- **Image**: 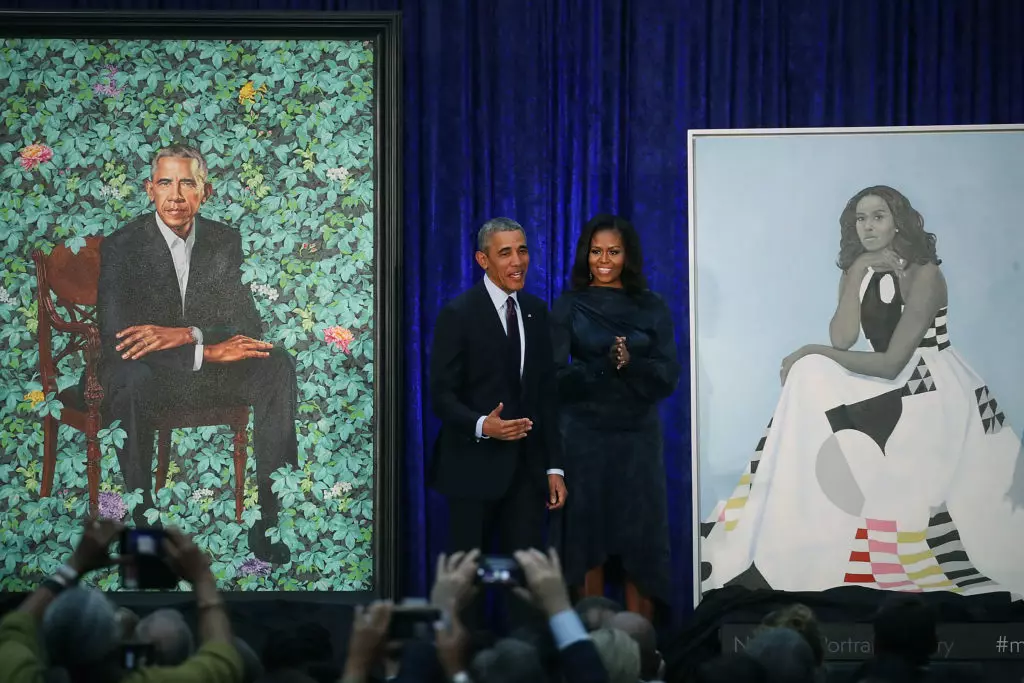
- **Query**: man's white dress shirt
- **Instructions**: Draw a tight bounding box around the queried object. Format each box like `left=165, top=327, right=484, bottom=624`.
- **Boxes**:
left=475, top=275, right=564, bottom=478
left=154, top=213, right=204, bottom=371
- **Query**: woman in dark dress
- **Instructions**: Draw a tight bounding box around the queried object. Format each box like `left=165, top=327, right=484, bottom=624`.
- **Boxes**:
left=551, top=214, right=681, bottom=617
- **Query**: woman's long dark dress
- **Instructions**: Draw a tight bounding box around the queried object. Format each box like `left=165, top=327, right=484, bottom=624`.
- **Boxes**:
left=551, top=286, right=681, bottom=601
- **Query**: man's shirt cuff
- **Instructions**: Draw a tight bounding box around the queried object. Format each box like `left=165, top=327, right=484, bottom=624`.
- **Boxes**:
left=475, top=415, right=489, bottom=440
left=549, top=609, right=589, bottom=650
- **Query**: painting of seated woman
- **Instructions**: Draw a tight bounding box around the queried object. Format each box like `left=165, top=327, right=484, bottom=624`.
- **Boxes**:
left=700, top=184, right=1024, bottom=597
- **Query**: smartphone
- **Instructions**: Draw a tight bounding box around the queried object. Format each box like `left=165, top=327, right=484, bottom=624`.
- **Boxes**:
left=387, top=605, right=442, bottom=640
left=120, top=641, right=156, bottom=670
left=119, top=528, right=178, bottom=590
left=476, top=555, right=523, bottom=586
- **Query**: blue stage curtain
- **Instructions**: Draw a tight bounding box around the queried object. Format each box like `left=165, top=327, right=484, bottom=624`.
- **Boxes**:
left=5, top=0, right=1024, bottom=618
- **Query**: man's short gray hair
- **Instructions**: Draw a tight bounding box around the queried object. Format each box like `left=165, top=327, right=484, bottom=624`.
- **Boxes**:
left=590, top=627, right=641, bottom=683
left=151, top=144, right=209, bottom=186
left=135, top=608, right=196, bottom=666
left=477, top=217, right=526, bottom=252
left=470, top=638, right=546, bottom=683
left=42, top=587, right=119, bottom=668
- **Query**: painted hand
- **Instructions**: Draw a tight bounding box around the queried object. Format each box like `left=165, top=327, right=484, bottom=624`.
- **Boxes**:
left=203, top=335, right=274, bottom=363
left=780, top=345, right=817, bottom=385
left=116, top=325, right=191, bottom=360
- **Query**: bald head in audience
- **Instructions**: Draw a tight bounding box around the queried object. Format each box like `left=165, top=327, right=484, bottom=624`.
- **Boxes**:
left=135, top=608, right=195, bottom=665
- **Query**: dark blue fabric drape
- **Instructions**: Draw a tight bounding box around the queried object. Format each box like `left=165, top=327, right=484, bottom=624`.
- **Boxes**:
left=6, top=0, right=1024, bottom=618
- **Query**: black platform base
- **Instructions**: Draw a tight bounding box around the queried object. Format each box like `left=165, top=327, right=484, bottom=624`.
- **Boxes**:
left=665, top=585, right=1024, bottom=683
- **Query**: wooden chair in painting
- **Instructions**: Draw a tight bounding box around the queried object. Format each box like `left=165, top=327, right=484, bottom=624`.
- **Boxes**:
left=33, top=237, right=251, bottom=521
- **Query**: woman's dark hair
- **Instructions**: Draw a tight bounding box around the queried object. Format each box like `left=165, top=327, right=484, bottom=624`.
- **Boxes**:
left=872, top=595, right=938, bottom=666
left=570, top=213, right=647, bottom=294
left=759, top=603, right=824, bottom=666
left=836, top=185, right=941, bottom=270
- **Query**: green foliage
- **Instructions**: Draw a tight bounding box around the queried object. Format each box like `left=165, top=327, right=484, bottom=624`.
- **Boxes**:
left=0, top=38, right=376, bottom=592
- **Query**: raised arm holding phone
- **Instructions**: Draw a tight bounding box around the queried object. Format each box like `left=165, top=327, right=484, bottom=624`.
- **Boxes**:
left=0, top=519, right=241, bottom=683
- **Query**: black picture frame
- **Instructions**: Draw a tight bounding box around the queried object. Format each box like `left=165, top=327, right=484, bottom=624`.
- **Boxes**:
left=0, top=10, right=402, bottom=604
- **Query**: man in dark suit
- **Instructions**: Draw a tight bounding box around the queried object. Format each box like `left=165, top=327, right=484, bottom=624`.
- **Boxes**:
left=429, top=217, right=568, bottom=569
left=97, top=144, right=296, bottom=563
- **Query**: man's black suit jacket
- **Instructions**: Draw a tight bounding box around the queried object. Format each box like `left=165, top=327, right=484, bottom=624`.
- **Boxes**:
left=97, top=212, right=262, bottom=375
left=428, top=279, right=561, bottom=501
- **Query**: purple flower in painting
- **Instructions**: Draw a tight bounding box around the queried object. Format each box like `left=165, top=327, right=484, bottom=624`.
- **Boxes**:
left=97, top=491, right=127, bottom=521
left=92, top=82, right=124, bottom=97
left=238, top=558, right=272, bottom=577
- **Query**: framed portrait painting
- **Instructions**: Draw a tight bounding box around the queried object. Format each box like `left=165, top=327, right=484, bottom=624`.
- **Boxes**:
left=689, top=124, right=1024, bottom=605
left=0, top=11, right=402, bottom=598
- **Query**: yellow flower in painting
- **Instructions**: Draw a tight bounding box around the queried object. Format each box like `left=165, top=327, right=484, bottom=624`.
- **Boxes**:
left=23, top=390, right=45, bottom=407
left=238, top=80, right=268, bottom=105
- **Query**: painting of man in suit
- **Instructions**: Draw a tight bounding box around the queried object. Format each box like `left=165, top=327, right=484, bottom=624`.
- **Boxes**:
left=97, top=144, right=297, bottom=564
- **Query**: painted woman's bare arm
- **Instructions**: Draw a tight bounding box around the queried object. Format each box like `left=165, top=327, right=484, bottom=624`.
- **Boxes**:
left=829, top=266, right=867, bottom=350
left=814, top=265, right=946, bottom=380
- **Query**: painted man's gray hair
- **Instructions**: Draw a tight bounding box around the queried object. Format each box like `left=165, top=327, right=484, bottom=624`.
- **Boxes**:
left=42, top=587, right=119, bottom=668
left=135, top=608, right=196, bottom=666
left=151, top=144, right=209, bottom=186
left=477, top=217, right=526, bottom=252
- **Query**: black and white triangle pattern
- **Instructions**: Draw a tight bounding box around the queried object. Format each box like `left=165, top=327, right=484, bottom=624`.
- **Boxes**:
left=901, top=357, right=936, bottom=397
left=975, top=386, right=1005, bottom=435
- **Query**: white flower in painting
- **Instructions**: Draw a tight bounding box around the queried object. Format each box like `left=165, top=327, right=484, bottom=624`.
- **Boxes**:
left=249, top=282, right=279, bottom=302
left=325, top=481, right=354, bottom=500
left=0, top=288, right=14, bottom=305
left=190, top=487, right=214, bottom=502
left=99, top=183, right=130, bottom=200
left=326, top=166, right=350, bottom=182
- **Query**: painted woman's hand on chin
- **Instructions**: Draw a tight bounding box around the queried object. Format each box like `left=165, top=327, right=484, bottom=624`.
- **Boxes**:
left=855, top=248, right=906, bottom=274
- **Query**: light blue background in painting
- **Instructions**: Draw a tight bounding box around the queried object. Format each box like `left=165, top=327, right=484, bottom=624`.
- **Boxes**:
left=692, top=129, right=1024, bottom=519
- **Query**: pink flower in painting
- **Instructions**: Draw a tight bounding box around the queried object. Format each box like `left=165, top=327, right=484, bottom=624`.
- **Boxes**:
left=93, top=65, right=124, bottom=97
left=324, top=326, right=355, bottom=353
left=93, top=82, right=124, bottom=97
left=18, top=144, right=53, bottom=170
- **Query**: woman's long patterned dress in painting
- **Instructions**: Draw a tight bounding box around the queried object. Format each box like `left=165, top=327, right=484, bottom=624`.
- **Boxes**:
left=700, top=268, right=1024, bottom=597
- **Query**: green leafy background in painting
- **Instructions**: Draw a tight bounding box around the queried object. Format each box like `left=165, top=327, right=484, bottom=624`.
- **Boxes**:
left=0, top=38, right=375, bottom=591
